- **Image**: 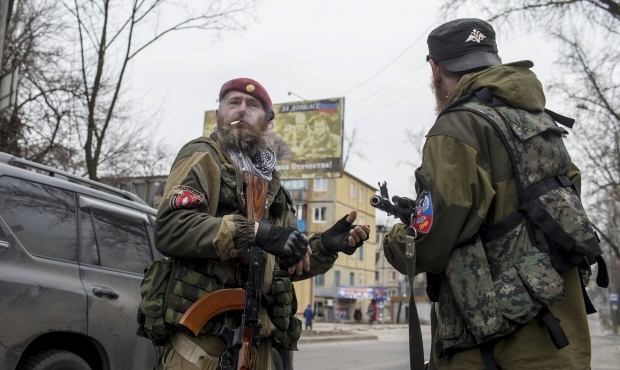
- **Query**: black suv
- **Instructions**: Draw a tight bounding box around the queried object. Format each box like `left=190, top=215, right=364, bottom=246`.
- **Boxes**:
left=0, top=152, right=159, bottom=370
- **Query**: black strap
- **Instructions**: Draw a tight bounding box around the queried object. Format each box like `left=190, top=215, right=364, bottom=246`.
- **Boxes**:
left=521, top=199, right=590, bottom=258
left=523, top=175, right=574, bottom=202
left=480, top=344, right=502, bottom=370
left=544, top=108, right=575, bottom=129
left=479, top=211, right=526, bottom=243
left=427, top=303, right=438, bottom=370
left=582, top=282, right=597, bottom=315
left=536, top=307, right=570, bottom=349
left=596, top=256, right=609, bottom=288
left=404, top=234, right=425, bottom=370
left=475, top=88, right=506, bottom=107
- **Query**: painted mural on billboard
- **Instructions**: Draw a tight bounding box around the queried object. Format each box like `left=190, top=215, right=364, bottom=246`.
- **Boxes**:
left=203, top=97, right=344, bottom=179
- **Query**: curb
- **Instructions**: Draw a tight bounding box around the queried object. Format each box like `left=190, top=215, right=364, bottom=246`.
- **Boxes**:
left=298, top=334, right=378, bottom=345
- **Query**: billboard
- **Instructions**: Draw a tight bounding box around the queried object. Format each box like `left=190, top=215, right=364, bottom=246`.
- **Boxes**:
left=203, top=97, right=344, bottom=179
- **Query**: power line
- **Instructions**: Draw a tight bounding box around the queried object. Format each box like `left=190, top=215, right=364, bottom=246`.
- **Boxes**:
left=348, top=85, right=427, bottom=125
left=339, top=21, right=437, bottom=96
left=346, top=63, right=427, bottom=111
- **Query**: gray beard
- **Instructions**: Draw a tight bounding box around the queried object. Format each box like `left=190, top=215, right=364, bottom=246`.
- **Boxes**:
left=215, top=124, right=274, bottom=158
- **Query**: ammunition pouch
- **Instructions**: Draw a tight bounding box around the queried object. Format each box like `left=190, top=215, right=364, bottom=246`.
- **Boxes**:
left=136, top=258, right=228, bottom=345
left=439, top=215, right=565, bottom=351
left=268, top=268, right=301, bottom=351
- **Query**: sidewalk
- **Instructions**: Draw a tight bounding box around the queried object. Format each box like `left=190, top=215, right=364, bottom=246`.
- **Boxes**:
left=298, top=322, right=393, bottom=344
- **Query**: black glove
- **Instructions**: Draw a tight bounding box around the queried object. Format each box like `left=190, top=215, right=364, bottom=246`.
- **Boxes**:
left=255, top=220, right=308, bottom=268
left=321, top=215, right=368, bottom=255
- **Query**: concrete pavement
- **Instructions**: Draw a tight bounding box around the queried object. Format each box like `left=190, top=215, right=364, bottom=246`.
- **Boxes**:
left=295, top=316, right=620, bottom=370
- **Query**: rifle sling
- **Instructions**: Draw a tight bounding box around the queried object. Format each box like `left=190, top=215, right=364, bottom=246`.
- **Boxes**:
left=405, top=229, right=425, bottom=370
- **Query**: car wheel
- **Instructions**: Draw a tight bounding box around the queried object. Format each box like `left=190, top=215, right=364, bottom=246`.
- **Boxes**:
left=272, top=348, right=284, bottom=370
left=19, top=350, right=92, bottom=370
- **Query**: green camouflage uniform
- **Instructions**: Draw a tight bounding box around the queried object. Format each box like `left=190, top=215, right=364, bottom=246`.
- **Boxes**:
left=154, top=132, right=338, bottom=370
left=384, top=61, right=591, bottom=370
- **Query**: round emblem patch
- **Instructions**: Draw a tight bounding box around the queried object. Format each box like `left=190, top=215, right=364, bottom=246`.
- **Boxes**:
left=246, top=84, right=256, bottom=93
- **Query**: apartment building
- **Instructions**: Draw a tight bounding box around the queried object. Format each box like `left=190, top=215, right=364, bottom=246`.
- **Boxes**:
left=284, top=172, right=381, bottom=321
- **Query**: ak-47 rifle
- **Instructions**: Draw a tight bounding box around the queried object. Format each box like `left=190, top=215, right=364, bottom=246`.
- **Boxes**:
left=178, top=172, right=269, bottom=370
left=369, top=181, right=417, bottom=225
left=369, top=181, right=426, bottom=370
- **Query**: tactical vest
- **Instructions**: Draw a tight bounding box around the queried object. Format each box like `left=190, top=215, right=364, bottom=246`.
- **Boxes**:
left=137, top=137, right=301, bottom=350
left=432, top=88, right=609, bottom=365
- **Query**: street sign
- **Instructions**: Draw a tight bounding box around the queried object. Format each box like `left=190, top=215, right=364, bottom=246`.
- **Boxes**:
left=610, top=293, right=618, bottom=305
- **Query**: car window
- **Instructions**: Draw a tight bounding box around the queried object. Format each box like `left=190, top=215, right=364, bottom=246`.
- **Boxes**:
left=0, top=176, right=77, bottom=261
left=79, top=206, right=99, bottom=266
left=90, top=207, right=152, bottom=274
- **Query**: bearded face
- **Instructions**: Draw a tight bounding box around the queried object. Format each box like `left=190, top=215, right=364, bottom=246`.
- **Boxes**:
left=215, top=91, right=273, bottom=157
left=216, top=115, right=273, bottom=157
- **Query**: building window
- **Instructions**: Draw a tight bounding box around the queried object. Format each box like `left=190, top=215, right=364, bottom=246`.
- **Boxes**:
left=358, top=245, right=364, bottom=260
left=315, top=274, right=325, bottom=286
left=334, top=270, right=341, bottom=287
left=390, top=272, right=396, bottom=281
left=349, top=272, right=355, bottom=286
left=359, top=216, right=365, bottom=225
left=313, top=207, right=327, bottom=223
left=375, top=271, right=379, bottom=281
left=358, top=274, right=364, bottom=286
left=359, top=188, right=365, bottom=203
left=282, top=179, right=307, bottom=190
left=314, top=178, right=328, bottom=192
left=350, top=183, right=356, bottom=198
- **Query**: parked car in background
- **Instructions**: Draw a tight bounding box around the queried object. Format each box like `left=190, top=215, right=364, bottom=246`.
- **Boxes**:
left=0, top=152, right=159, bottom=370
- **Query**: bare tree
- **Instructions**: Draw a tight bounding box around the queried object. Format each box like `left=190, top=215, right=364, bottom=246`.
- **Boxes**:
left=64, top=0, right=259, bottom=180
left=0, top=0, right=82, bottom=170
left=342, top=126, right=369, bottom=170
left=0, top=0, right=259, bottom=179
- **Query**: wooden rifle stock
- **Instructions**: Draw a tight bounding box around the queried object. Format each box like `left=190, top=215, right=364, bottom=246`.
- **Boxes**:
left=178, top=172, right=269, bottom=358
left=178, top=288, right=245, bottom=337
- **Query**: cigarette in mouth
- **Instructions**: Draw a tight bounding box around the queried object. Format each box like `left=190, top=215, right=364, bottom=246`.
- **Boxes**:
left=230, top=121, right=239, bottom=125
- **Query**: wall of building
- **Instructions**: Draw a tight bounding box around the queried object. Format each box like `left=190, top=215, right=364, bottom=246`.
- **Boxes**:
left=292, top=172, right=378, bottom=320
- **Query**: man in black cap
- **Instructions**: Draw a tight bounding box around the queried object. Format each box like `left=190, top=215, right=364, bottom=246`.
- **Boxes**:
left=383, top=19, right=604, bottom=369
left=145, top=77, right=370, bottom=369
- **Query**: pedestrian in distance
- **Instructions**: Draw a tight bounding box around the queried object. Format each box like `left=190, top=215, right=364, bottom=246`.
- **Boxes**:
left=382, top=18, right=608, bottom=370
left=303, top=304, right=315, bottom=330
left=367, top=300, right=376, bottom=325
left=138, top=78, right=371, bottom=370
left=354, top=307, right=362, bottom=323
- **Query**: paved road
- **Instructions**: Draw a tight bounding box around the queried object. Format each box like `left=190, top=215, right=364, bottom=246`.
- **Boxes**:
left=294, top=316, right=620, bottom=370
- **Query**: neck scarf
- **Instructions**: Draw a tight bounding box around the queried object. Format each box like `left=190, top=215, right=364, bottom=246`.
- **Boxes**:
left=226, top=147, right=276, bottom=182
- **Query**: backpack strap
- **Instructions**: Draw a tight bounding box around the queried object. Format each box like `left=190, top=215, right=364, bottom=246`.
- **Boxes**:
left=536, top=307, right=570, bottom=349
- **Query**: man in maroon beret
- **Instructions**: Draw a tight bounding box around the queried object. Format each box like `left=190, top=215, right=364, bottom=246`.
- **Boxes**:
left=147, top=78, right=370, bottom=370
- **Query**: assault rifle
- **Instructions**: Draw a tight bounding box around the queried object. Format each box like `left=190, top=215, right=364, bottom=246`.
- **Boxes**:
left=369, top=181, right=416, bottom=226
left=178, top=173, right=269, bottom=370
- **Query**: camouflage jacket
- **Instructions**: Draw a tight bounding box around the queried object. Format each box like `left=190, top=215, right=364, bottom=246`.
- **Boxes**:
left=384, top=62, right=591, bottom=370
left=154, top=132, right=338, bottom=353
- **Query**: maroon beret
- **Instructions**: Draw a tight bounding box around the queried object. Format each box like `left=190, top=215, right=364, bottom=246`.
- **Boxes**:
left=219, top=78, right=274, bottom=121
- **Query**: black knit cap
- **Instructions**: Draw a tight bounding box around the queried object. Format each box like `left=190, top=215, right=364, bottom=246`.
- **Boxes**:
left=427, top=18, right=501, bottom=72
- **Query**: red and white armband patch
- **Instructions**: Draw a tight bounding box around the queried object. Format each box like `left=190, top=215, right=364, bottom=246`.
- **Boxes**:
left=170, top=185, right=204, bottom=210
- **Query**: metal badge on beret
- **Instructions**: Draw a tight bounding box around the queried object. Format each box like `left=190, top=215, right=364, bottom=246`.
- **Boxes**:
left=246, top=84, right=256, bottom=93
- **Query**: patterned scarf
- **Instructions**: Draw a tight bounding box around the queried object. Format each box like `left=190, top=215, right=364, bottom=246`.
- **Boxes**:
left=226, top=147, right=276, bottom=182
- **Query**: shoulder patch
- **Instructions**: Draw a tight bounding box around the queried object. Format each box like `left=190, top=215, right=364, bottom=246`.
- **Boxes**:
left=413, top=191, right=433, bottom=233
left=170, top=185, right=204, bottom=210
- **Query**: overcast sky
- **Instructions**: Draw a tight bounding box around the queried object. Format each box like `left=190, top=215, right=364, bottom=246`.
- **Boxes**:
left=127, top=0, right=559, bottom=223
